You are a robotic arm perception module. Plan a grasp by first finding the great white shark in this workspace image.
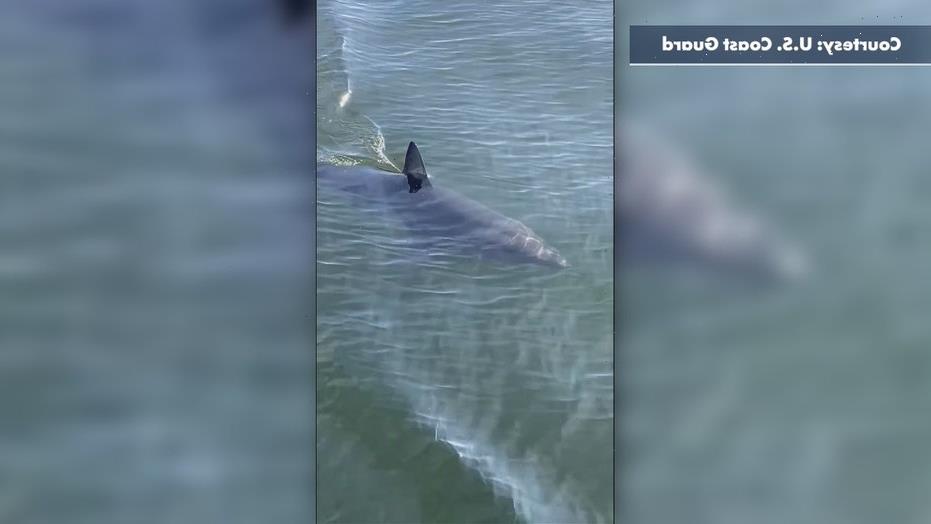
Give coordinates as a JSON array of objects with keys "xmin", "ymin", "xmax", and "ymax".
[
  {"xmin": 618, "ymin": 123, "xmax": 810, "ymax": 282},
  {"xmin": 318, "ymin": 142, "xmax": 569, "ymax": 268}
]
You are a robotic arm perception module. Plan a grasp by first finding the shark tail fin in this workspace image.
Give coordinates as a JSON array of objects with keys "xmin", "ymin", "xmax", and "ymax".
[{"xmin": 402, "ymin": 141, "xmax": 431, "ymax": 193}]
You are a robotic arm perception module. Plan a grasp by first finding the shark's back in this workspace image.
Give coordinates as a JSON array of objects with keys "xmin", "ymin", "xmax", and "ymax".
[{"xmin": 317, "ymin": 144, "xmax": 567, "ymax": 268}]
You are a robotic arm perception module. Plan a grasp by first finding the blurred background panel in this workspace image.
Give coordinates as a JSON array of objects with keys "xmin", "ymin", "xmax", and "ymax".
[
  {"xmin": 0, "ymin": 1, "xmax": 314, "ymax": 523},
  {"xmin": 618, "ymin": 2, "xmax": 931, "ymax": 524}
]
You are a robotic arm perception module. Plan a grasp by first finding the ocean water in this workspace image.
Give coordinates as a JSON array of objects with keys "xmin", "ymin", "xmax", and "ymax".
[
  {"xmin": 620, "ymin": 2, "xmax": 931, "ymax": 523},
  {"xmin": 0, "ymin": 1, "xmax": 314, "ymax": 522},
  {"xmin": 13, "ymin": 0, "xmax": 928, "ymax": 522},
  {"xmin": 315, "ymin": 1, "xmax": 614, "ymax": 523}
]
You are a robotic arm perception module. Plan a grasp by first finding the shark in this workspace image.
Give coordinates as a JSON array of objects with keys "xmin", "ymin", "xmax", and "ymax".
[
  {"xmin": 317, "ymin": 142, "xmax": 569, "ymax": 268},
  {"xmin": 618, "ymin": 123, "xmax": 810, "ymax": 282}
]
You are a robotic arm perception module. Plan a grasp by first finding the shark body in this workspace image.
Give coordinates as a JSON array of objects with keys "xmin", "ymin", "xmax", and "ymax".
[{"xmin": 318, "ymin": 142, "xmax": 568, "ymax": 268}]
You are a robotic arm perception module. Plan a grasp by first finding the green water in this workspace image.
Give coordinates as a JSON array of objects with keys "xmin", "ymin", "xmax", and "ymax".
[
  {"xmin": 13, "ymin": 0, "xmax": 930, "ymax": 522},
  {"xmin": 1, "ymin": 1, "xmax": 313, "ymax": 522},
  {"xmin": 619, "ymin": 2, "xmax": 931, "ymax": 523},
  {"xmin": 316, "ymin": 1, "xmax": 614, "ymax": 523}
]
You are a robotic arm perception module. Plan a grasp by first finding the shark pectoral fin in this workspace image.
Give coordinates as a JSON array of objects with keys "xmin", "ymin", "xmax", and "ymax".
[{"xmin": 402, "ymin": 141, "xmax": 431, "ymax": 193}]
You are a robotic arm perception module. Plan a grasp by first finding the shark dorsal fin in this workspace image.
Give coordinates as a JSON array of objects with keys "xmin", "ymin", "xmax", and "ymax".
[{"xmin": 402, "ymin": 141, "xmax": 431, "ymax": 193}]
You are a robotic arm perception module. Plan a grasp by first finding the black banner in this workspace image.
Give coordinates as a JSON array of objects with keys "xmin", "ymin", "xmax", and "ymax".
[{"xmin": 629, "ymin": 26, "xmax": 931, "ymax": 65}]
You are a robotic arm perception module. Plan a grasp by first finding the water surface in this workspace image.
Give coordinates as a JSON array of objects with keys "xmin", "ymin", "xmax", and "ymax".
[
  {"xmin": 316, "ymin": 1, "xmax": 614, "ymax": 522},
  {"xmin": 0, "ymin": 1, "xmax": 314, "ymax": 522}
]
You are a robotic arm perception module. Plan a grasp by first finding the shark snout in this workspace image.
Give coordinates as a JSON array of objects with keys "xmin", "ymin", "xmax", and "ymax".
[
  {"xmin": 540, "ymin": 248, "xmax": 569, "ymax": 268},
  {"xmin": 518, "ymin": 235, "xmax": 569, "ymax": 268}
]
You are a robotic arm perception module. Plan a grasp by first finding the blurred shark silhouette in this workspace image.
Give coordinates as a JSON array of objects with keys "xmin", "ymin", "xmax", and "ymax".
[{"xmin": 618, "ymin": 122, "xmax": 810, "ymax": 282}]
